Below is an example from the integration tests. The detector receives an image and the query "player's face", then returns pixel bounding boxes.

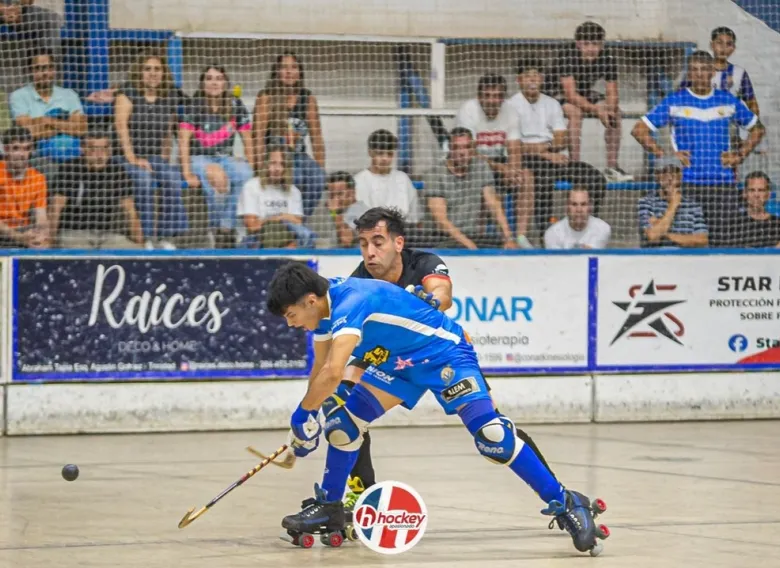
[687,61,715,92]
[711,34,735,62]
[358,222,404,280]
[202,68,227,97]
[282,295,321,331]
[576,40,603,62]
[31,55,55,90]
[4,141,33,171]
[567,190,590,225]
[266,150,286,183]
[478,87,505,119]
[369,150,394,174]
[519,69,542,99]
[279,56,301,87]
[142,57,164,90]
[745,179,770,210]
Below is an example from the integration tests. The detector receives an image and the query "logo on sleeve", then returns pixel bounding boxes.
[363,346,390,366]
[433,264,449,276]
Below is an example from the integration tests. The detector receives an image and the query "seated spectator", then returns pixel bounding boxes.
[9,48,86,182]
[631,50,765,247]
[114,51,188,249]
[637,157,708,248]
[353,129,421,225]
[253,51,326,217]
[50,128,142,249]
[309,171,368,249]
[544,187,610,249]
[732,171,780,247]
[0,126,48,248]
[179,64,253,247]
[454,74,531,245]
[237,145,314,248]
[423,127,517,249]
[544,21,631,181]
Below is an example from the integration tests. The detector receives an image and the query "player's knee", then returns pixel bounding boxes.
[205,164,229,194]
[474,415,521,465]
[323,405,367,451]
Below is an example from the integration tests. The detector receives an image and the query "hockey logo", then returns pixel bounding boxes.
[610,280,686,346]
[440,365,455,384]
[363,346,390,366]
[352,480,428,555]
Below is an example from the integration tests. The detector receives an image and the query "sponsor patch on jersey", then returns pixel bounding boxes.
[440,365,455,384]
[440,377,479,403]
[363,346,390,366]
[433,263,449,276]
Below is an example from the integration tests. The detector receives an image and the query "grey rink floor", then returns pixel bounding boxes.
[0,421,779,568]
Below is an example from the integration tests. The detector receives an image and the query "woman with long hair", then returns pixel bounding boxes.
[179,64,254,246]
[252,51,326,217]
[113,50,188,249]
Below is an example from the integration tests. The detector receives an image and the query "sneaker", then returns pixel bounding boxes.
[158,239,177,250]
[604,167,634,182]
[343,476,365,512]
[516,234,534,249]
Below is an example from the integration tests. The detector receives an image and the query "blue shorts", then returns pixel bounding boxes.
[359,363,492,415]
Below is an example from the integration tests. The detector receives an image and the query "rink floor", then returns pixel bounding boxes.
[0,420,778,568]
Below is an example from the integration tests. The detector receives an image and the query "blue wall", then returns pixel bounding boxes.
[732,0,780,34]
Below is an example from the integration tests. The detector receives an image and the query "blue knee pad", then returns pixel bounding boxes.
[321,381,353,417]
[323,383,385,452]
[459,398,521,466]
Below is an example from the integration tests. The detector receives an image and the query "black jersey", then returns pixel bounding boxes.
[351,248,449,288]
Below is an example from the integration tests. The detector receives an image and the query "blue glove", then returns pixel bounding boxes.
[289,404,322,458]
[407,284,440,309]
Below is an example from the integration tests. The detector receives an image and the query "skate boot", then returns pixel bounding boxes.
[281,483,346,548]
[541,490,610,556]
[341,476,365,541]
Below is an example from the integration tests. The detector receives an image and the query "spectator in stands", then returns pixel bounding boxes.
[180,64,253,248]
[114,51,189,250]
[732,171,780,248]
[0,126,48,248]
[544,21,631,182]
[308,171,368,249]
[253,51,326,217]
[50,128,142,249]
[637,156,708,249]
[543,187,610,249]
[631,50,765,247]
[9,49,86,182]
[353,129,421,227]
[454,74,532,246]
[423,127,517,249]
[237,145,314,249]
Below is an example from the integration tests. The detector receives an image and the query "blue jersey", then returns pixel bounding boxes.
[641,88,757,186]
[313,277,486,414]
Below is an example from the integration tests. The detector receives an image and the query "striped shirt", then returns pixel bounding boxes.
[637,193,707,248]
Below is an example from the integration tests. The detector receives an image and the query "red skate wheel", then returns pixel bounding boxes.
[597,524,610,539]
[300,533,315,548]
[328,532,344,547]
[593,499,607,514]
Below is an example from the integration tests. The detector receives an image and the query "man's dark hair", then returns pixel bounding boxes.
[711,26,736,42]
[367,129,397,152]
[688,50,714,65]
[266,262,330,317]
[2,126,33,147]
[449,126,473,141]
[477,74,507,95]
[353,207,406,237]
[84,126,111,141]
[516,57,545,76]
[745,170,771,187]
[574,21,605,42]
[327,170,355,189]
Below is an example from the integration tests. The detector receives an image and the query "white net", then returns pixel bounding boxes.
[1,0,779,250]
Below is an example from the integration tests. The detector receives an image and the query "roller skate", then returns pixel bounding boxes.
[341,476,365,542]
[541,490,610,557]
[281,484,347,548]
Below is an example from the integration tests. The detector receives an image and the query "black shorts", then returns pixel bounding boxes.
[556,91,606,112]
[492,170,517,195]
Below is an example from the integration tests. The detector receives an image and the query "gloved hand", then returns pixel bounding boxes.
[289,404,322,458]
[406,284,440,309]
[321,381,353,417]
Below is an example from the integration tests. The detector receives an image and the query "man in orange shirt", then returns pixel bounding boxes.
[0,126,49,248]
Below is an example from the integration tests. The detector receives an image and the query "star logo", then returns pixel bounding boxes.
[394,357,414,371]
[610,280,686,346]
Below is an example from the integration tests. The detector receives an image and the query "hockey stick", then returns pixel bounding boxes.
[246,445,297,469]
[177,443,288,529]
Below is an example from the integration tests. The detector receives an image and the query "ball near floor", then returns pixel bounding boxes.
[61,464,79,481]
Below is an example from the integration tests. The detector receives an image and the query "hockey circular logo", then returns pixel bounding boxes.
[352,480,428,554]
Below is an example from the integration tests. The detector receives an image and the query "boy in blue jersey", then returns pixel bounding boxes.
[266,262,609,555]
[631,50,765,247]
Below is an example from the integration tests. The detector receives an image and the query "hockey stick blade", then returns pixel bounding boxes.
[246,445,296,469]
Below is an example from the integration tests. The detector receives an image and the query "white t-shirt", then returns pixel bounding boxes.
[455,98,521,161]
[354,169,421,223]
[507,92,567,144]
[237,178,304,220]
[544,216,611,249]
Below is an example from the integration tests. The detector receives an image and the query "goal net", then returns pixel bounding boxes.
[0,0,778,250]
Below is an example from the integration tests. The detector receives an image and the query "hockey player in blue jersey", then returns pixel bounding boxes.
[266,262,609,554]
